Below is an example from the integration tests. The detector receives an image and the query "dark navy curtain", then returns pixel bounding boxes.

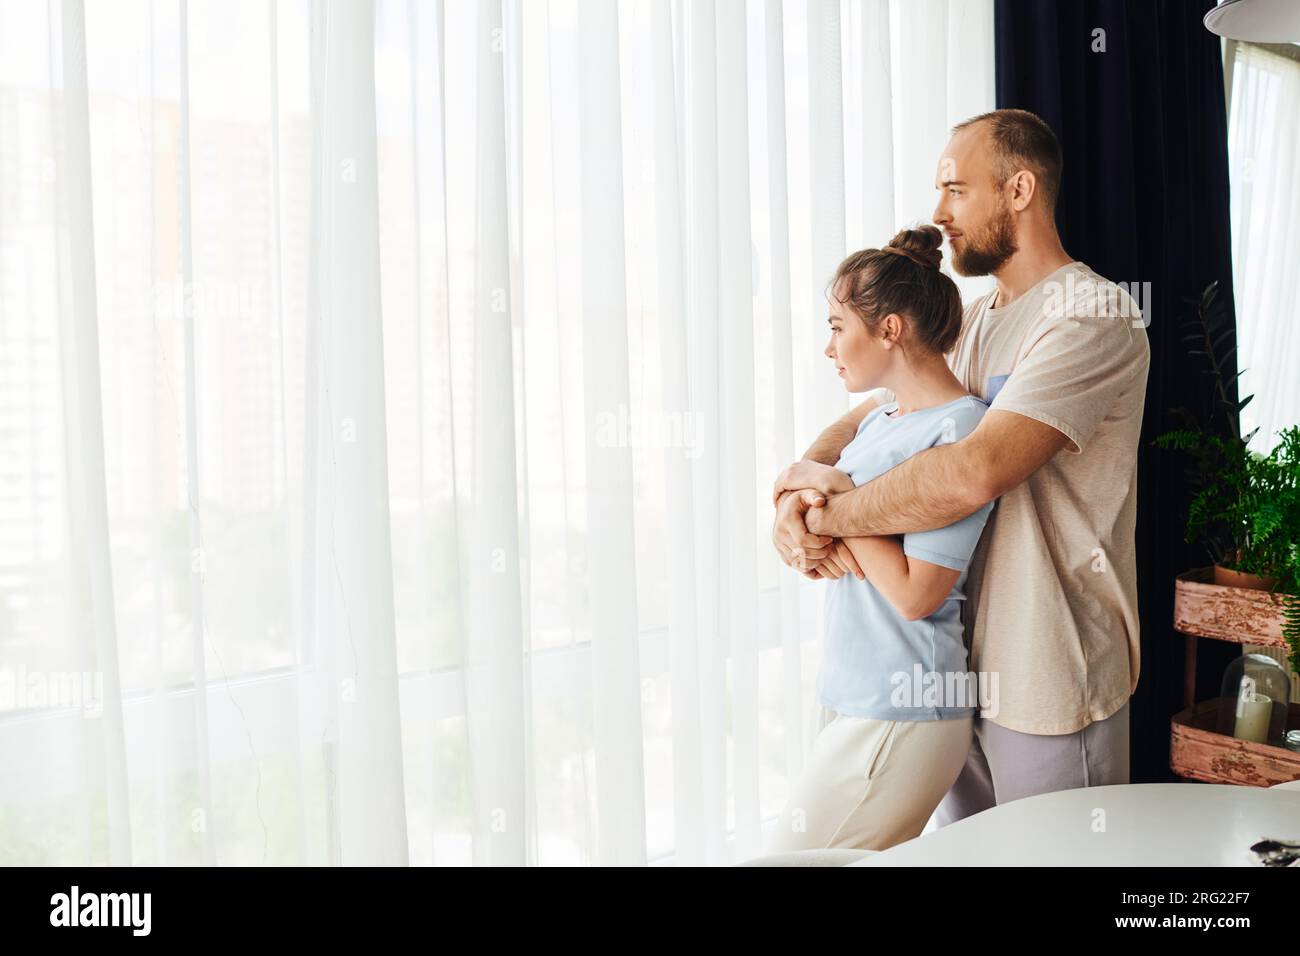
[994,0,1239,782]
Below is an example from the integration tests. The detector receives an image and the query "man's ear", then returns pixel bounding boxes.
[1008,169,1037,211]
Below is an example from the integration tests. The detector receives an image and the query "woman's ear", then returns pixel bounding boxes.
[880,312,903,348]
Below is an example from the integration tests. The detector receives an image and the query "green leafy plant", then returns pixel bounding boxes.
[1153,281,1300,672]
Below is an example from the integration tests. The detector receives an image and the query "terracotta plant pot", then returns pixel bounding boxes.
[1213,564,1277,591]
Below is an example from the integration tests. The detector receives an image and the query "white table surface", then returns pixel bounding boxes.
[852,784,1300,866]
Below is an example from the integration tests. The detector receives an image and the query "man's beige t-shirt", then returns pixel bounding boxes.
[945,261,1149,735]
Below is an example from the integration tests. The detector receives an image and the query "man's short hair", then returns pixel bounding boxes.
[953,109,1063,213]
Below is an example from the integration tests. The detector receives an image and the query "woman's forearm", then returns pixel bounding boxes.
[838,535,910,606]
[838,535,956,622]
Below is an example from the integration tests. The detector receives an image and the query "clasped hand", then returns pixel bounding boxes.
[770,461,863,581]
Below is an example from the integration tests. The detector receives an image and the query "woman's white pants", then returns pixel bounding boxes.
[767,703,973,853]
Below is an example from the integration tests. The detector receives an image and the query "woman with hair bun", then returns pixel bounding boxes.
[766,225,996,853]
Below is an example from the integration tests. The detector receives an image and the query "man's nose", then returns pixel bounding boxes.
[933,198,950,226]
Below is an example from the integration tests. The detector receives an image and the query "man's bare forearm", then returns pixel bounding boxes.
[806,442,988,537]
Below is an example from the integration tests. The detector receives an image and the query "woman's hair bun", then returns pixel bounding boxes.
[885,225,944,270]
[830,223,963,355]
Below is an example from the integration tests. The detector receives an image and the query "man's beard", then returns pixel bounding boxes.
[951,199,1018,276]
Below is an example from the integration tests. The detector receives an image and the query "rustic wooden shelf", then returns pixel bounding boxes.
[1173,567,1288,647]
[1170,568,1300,787]
[1171,699,1300,786]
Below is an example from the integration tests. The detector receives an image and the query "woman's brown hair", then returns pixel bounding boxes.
[829,225,963,355]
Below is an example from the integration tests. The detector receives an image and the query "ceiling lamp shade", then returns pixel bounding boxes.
[1204,0,1300,41]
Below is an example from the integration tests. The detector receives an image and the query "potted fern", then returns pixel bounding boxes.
[1154,281,1300,673]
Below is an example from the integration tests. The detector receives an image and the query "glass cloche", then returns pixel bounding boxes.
[1218,654,1291,746]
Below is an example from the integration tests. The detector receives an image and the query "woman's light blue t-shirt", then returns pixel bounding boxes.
[818,395,995,722]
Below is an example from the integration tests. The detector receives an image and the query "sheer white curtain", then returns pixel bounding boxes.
[1227,42,1300,454]
[0,0,992,866]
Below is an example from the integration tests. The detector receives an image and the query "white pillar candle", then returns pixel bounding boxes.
[1234,692,1272,743]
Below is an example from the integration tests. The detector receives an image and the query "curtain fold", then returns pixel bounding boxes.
[715,0,760,861]
[1227,43,1300,454]
[312,0,409,866]
[576,0,647,866]
[0,0,993,866]
[51,0,133,866]
[650,0,703,867]
[682,0,728,867]
[803,0,848,444]
[465,0,527,867]
[763,0,803,822]
[175,0,218,867]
